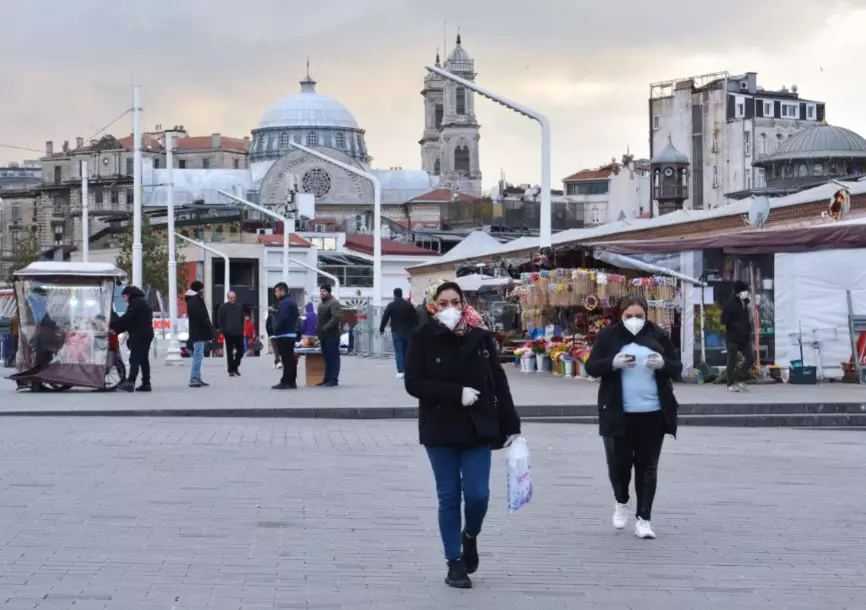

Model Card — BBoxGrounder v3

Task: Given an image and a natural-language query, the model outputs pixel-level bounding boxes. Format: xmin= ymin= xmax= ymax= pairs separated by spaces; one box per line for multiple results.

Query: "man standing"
xmin=111 ymin=286 xmax=154 ymax=392
xmin=721 ymin=280 xmax=755 ymax=392
xmin=271 ymin=282 xmax=299 ymax=389
xmin=186 ymin=280 xmax=216 ymax=388
xmin=316 ymin=284 xmax=342 ymax=387
xmin=379 ymin=287 xmax=417 ymax=378
xmin=218 ymin=291 xmax=245 ymax=377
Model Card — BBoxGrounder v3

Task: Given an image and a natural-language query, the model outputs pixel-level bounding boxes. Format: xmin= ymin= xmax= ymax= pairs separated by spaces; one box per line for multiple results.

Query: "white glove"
xmin=461 ymin=387 xmax=480 ymax=407
xmin=644 ymin=352 xmax=665 ymax=370
xmin=613 ymin=353 xmax=636 ymax=369
xmin=502 ymin=434 xmax=521 ymax=448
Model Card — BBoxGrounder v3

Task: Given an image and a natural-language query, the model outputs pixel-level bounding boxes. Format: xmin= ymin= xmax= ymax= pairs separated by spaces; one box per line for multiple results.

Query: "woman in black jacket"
xmin=585 ymin=295 xmax=682 ymax=540
xmin=405 ymin=281 xmax=521 ymax=590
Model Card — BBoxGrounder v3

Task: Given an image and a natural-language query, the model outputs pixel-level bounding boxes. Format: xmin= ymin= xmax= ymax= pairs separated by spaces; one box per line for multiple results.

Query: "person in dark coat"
xmin=316 ymin=284 xmax=342 ymax=387
xmin=585 ymin=295 xmax=682 ymax=541
xmin=111 ymin=285 xmax=154 ymax=392
xmin=379 ymin=287 xmax=418 ymax=378
xmin=405 ymin=281 xmax=521 ymax=589
xmin=720 ymin=280 xmax=754 ymax=392
xmin=265 ymin=307 xmax=281 ymax=368
xmin=218 ymin=291 xmax=245 ymax=377
xmin=300 ymin=302 xmax=317 ymax=337
xmin=185 ymin=281 xmax=216 ymax=388
xmin=271 ymin=282 xmax=300 ymax=390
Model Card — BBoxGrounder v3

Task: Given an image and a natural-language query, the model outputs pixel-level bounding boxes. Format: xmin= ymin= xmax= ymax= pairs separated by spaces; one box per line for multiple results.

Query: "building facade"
xmin=562 ymin=154 xmax=651 ymax=225
xmin=419 ymin=35 xmax=482 ymax=197
xmin=650 ymin=71 xmax=826 ymax=209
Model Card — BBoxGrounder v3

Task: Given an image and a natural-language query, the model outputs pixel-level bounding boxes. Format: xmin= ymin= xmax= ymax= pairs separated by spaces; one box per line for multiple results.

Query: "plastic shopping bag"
xmin=506 ymin=437 xmax=533 ymax=513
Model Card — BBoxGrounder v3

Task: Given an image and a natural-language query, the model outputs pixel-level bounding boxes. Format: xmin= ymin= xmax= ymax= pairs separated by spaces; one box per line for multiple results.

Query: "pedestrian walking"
xmin=379 ymin=287 xmax=417 ymax=378
xmin=721 ymin=280 xmax=755 ymax=392
xmin=316 ymin=284 xmax=342 ymax=387
xmin=218 ymin=291 xmax=245 ymax=377
xmin=405 ymin=281 xmax=521 ymax=589
xmin=585 ymin=295 xmax=682 ymax=540
xmin=185 ymin=281 xmax=216 ymax=388
xmin=110 ymin=286 xmax=154 ymax=392
xmin=271 ymin=282 xmax=299 ymax=390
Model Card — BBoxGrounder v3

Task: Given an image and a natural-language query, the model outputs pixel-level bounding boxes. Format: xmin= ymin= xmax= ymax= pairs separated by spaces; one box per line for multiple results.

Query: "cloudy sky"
xmin=2 ymin=0 xmax=866 ymax=189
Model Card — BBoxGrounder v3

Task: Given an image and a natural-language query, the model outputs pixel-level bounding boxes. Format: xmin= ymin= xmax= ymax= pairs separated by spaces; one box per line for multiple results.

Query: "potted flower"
xmin=514 ymin=345 xmax=535 ymax=373
xmin=561 ymin=350 xmax=575 ymax=377
xmin=531 ymin=338 xmax=548 ymax=373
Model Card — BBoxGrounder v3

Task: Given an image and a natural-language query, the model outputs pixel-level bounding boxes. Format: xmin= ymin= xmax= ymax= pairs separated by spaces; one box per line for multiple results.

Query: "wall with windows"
xmin=250 ymin=127 xmax=369 ymax=164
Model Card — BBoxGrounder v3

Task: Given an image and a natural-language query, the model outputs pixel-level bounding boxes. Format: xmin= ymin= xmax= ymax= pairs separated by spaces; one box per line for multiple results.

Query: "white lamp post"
xmin=286 ymin=141 xmax=383 ymax=307
xmin=164 ymin=131 xmax=184 ymax=363
xmin=81 ymin=160 xmax=89 ymax=262
xmin=175 ymin=233 xmax=230 ymax=301
xmin=425 ymin=65 xmax=552 ymax=248
xmin=131 ymin=85 xmax=144 ymax=287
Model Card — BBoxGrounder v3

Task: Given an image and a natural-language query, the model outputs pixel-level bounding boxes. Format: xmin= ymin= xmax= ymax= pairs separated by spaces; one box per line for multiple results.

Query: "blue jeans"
xmin=425 ymin=445 xmax=492 ymax=561
xmin=392 ymin=331 xmax=408 ymax=374
xmin=320 ymin=336 xmax=341 ymax=384
xmin=190 ymin=340 xmax=207 ymax=382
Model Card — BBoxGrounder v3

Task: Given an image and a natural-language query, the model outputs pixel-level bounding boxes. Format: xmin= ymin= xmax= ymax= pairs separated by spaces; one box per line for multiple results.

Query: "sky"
xmin=2 ymin=0 xmax=866 ymax=190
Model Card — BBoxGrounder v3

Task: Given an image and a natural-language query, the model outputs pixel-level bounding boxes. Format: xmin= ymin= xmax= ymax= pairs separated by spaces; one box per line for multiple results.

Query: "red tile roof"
xmin=176 ymin=136 xmax=248 ymax=152
xmin=563 ymin=164 xmax=618 ymax=182
xmin=116 ymin=134 xmax=164 ymax=151
xmin=257 ymin=233 xmax=312 ymax=248
xmin=344 ymin=234 xmax=436 ymax=256
xmin=408 ymin=189 xmax=476 ymax=203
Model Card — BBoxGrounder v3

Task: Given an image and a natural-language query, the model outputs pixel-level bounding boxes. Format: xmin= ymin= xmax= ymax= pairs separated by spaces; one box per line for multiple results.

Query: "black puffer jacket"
xmin=405 ymin=320 xmax=521 ymax=448
xmin=186 ymin=291 xmax=216 ymax=342
xmin=110 ymin=287 xmax=154 ymax=349
xmin=585 ymin=320 xmax=682 ymax=438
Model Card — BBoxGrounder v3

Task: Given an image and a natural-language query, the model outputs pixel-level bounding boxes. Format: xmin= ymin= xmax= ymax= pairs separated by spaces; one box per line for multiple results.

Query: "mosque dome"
xmin=757 ymin=124 xmax=866 ymax=163
xmin=257 ymin=75 xmax=359 ymax=130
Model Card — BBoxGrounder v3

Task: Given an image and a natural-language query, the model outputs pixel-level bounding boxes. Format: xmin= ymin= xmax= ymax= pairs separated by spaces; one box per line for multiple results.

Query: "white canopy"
xmin=14 ymin=262 xmax=126 ymax=278
xmin=457 ymin=273 xmax=515 ymax=292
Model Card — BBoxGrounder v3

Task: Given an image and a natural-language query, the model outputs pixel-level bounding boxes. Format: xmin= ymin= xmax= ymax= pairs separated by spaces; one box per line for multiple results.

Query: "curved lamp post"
xmin=286 ymin=141 xmax=382 ymax=307
xmin=217 ymin=189 xmax=290 ymax=283
xmin=425 ymin=65 xmax=552 ymax=248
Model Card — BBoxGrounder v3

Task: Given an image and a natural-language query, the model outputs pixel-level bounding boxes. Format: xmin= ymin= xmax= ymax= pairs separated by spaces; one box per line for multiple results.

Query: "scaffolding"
xmin=649 ymin=71 xmax=729 ymax=99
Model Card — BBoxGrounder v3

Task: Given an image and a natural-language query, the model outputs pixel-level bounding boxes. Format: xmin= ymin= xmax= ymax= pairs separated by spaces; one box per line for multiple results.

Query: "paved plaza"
xmin=0 ymin=418 xmax=863 ymax=609
xmin=2 ymin=354 xmax=865 ymax=416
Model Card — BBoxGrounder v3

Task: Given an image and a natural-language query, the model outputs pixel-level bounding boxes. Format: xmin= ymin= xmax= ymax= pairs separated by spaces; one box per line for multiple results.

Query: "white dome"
xmin=257 ymin=76 xmax=359 ymax=130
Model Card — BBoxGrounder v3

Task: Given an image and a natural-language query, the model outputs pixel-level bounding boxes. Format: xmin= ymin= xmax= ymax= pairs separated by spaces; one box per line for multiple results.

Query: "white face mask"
xmin=623 ymin=317 xmax=645 ymax=336
xmin=436 ymin=307 xmax=463 ymax=331
xmin=739 ymin=291 xmax=749 ymax=300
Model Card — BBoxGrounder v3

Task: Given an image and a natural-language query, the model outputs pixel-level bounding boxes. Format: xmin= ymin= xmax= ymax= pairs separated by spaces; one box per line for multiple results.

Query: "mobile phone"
xmin=624 ymin=354 xmax=636 ymax=362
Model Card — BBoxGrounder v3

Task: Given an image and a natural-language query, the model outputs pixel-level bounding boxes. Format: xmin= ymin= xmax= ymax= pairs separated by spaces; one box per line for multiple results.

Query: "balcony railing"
xmin=652 ymin=185 xmax=689 ymax=200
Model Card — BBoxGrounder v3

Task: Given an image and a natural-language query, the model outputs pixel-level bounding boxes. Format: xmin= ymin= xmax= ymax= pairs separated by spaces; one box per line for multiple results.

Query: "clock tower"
xmin=650 ymin=136 xmax=690 ymax=216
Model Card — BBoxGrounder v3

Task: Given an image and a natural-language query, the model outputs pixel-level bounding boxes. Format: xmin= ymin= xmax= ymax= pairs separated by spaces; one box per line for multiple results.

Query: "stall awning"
xmin=592 ymin=250 xmax=706 ymax=286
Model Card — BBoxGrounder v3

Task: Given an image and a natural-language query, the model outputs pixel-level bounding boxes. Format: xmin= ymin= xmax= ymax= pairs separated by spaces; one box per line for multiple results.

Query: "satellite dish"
xmin=747 ymin=196 xmax=771 ymax=229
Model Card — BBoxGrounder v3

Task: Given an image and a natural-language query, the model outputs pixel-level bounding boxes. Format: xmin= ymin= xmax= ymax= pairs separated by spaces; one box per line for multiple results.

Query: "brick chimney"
xmin=76 ymin=137 xmax=84 ymax=149
xmin=211 ymin=133 xmax=221 ymax=149
xmin=62 ymin=140 xmax=69 ymax=154
xmin=45 ymin=141 xmax=54 ymax=156
xmin=243 ymin=136 xmax=251 ymax=150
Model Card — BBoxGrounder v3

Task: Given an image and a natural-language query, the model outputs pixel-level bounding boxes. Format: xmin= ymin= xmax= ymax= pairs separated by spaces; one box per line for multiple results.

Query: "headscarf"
xmin=424 ymin=278 xmax=487 ymax=335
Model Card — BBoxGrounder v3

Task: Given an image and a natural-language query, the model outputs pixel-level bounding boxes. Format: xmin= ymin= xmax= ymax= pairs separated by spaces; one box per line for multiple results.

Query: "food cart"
xmin=8 ymin=262 xmax=127 ymax=392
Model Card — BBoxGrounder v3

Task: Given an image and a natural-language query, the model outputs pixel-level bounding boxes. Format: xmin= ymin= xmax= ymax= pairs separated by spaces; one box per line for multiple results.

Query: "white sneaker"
xmin=634 ymin=518 xmax=656 ymax=539
xmin=736 ymin=382 xmax=748 ymax=392
xmin=612 ymin=502 xmax=629 ymax=530
xmin=276 ymin=362 xmax=283 ymax=369
xmin=727 ymin=385 xmax=740 ymax=392
xmin=396 ymin=373 xmax=405 ymax=379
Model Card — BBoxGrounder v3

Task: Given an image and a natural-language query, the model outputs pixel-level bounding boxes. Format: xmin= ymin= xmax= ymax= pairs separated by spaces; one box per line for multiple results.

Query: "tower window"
xmin=434 ymin=159 xmax=441 ymax=176
xmin=280 ymin=133 xmax=289 ymax=150
xmin=435 ymin=104 xmax=443 ymax=129
xmin=456 ymin=87 xmax=466 ymax=115
xmin=454 ymin=145 xmax=470 ymax=174
xmin=336 ymin=133 xmax=345 ymax=148
xmin=306 ymin=132 xmax=317 ymax=147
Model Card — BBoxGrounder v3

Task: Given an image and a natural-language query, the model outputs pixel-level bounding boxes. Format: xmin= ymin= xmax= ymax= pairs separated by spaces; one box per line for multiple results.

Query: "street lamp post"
xmin=131 ymin=85 xmax=144 ymax=287
xmin=175 ymin=233 xmax=230 ymax=303
xmin=286 ymin=142 xmax=383 ymax=307
xmin=164 ymin=131 xmax=183 ymax=364
xmin=425 ymin=65 xmax=552 ymax=248
xmin=81 ymin=161 xmax=89 ymax=262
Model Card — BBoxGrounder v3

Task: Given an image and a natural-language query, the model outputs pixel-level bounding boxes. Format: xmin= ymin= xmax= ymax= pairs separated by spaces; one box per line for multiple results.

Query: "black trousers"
xmin=726 ymin=341 xmax=755 ymax=386
xmin=274 ymin=338 xmax=297 ymax=387
xmin=128 ymin=340 xmax=152 ymax=385
xmin=225 ymin=334 xmax=244 ymax=373
xmin=603 ymin=411 xmax=665 ymax=521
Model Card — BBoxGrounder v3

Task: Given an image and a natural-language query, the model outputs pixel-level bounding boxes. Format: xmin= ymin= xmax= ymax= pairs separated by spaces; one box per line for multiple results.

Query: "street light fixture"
xmin=286 ymin=141 xmax=384 ymax=307
xmin=164 ymin=130 xmax=185 ymax=364
xmin=425 ymin=65 xmax=552 ymax=248
xmin=175 ymin=233 xmax=230 ymax=302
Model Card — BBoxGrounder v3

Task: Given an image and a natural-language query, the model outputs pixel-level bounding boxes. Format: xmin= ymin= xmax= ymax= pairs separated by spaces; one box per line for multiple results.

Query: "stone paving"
xmin=2 ymin=354 xmax=865 ymax=415
xmin=0 ymin=418 xmax=863 ymax=609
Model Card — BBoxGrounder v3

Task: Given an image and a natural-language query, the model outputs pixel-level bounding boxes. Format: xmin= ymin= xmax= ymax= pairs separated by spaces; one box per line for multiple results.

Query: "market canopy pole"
xmin=425 ymin=65 xmax=552 ymax=249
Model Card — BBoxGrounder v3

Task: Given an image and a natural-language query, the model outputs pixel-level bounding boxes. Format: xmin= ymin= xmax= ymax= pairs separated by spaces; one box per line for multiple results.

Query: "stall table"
xmin=295 ymin=348 xmax=325 ymax=386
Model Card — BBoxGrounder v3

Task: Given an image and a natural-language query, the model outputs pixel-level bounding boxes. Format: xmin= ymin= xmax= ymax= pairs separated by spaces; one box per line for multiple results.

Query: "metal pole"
xmin=176 ymin=233 xmax=230 ymax=298
xmin=81 ymin=160 xmax=89 ymax=262
xmin=132 ymin=85 xmax=143 ymax=287
xmin=425 ymin=65 xmax=552 ymax=249
xmin=286 ymin=141 xmax=382 ymax=306
xmin=165 ymin=132 xmax=182 ymax=364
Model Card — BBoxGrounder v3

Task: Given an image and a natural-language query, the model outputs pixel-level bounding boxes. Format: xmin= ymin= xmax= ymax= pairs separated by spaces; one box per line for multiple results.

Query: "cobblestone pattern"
xmin=0 ymin=419 xmax=862 ymax=609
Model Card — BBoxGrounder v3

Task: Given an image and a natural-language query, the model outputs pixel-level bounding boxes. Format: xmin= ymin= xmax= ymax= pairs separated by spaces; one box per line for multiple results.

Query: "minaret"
xmin=419 ymin=50 xmax=444 ymax=177
xmin=438 ymin=34 xmax=482 ymax=197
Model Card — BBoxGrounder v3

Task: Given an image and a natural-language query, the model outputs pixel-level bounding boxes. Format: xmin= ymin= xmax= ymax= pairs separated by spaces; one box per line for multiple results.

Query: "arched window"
xmin=335 ymin=132 xmax=345 ymax=149
xmin=434 ymin=159 xmax=441 ymax=176
xmin=280 ymin=133 xmax=289 ymax=150
xmin=454 ymin=145 xmax=470 ymax=174
xmin=435 ymin=104 xmax=443 ymax=128
xmin=456 ymin=87 xmax=466 ymax=115
xmin=306 ymin=132 xmax=317 ymax=147
xmin=813 ymin=163 xmax=824 ymax=176
xmin=652 ymin=169 xmax=660 ymax=188
xmin=758 ymin=133 xmax=766 ymax=156
xmin=798 ymin=164 xmax=808 ymax=177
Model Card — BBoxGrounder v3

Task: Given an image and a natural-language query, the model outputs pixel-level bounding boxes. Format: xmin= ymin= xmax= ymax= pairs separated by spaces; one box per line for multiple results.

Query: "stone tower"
xmin=420 ymin=35 xmax=482 ymax=197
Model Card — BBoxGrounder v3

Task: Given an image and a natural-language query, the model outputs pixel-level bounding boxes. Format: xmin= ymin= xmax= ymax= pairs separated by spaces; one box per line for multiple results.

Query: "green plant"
xmin=6 ymin=227 xmax=40 ymax=283
xmin=115 ymin=221 xmax=188 ymax=295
